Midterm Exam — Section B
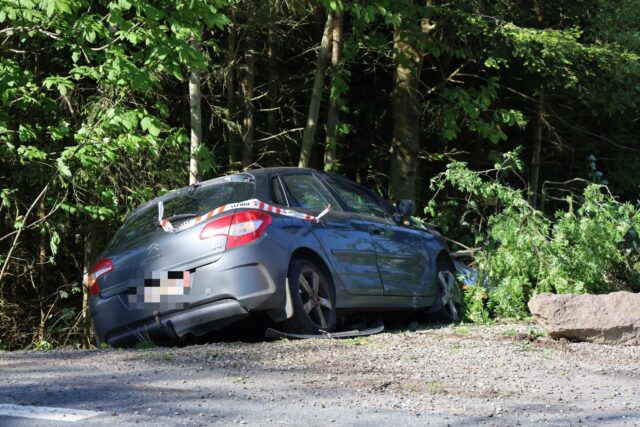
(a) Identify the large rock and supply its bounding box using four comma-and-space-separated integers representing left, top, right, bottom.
528, 291, 640, 345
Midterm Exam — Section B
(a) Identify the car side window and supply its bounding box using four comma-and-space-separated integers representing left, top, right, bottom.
271, 177, 288, 206
324, 176, 388, 218
280, 174, 340, 211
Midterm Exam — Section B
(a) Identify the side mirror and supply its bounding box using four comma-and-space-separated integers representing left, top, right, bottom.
395, 199, 415, 218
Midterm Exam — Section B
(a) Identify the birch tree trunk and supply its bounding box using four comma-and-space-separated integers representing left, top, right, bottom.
298, 11, 334, 168
189, 66, 202, 185
388, 28, 423, 202
324, 10, 343, 171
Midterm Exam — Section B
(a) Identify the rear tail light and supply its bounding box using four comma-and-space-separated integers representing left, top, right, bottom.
199, 210, 272, 249
198, 214, 234, 240
89, 258, 113, 296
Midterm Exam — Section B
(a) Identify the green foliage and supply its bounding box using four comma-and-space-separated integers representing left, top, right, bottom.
133, 340, 157, 349
34, 340, 54, 351
1, 0, 640, 349
0, 0, 230, 350
430, 151, 640, 320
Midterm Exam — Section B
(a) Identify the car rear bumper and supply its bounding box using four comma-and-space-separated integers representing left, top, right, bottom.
104, 298, 250, 347
91, 236, 289, 346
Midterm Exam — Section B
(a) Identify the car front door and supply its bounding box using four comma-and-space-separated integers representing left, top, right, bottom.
321, 175, 432, 297
275, 172, 384, 296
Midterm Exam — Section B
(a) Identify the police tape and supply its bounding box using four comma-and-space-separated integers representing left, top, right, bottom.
158, 198, 331, 233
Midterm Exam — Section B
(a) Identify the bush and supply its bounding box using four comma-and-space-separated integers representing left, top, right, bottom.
428, 151, 640, 321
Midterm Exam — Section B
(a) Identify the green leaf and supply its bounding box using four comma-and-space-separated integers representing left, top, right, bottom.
442, 128, 457, 141
49, 230, 61, 256
55, 0, 72, 15
45, 0, 55, 17
56, 157, 72, 177
127, 32, 138, 45
141, 116, 161, 137
209, 13, 230, 30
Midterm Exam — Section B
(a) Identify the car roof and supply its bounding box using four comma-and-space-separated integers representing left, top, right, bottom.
127, 167, 318, 217
242, 166, 316, 177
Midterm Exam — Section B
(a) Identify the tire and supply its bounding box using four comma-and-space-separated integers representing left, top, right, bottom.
278, 259, 337, 334
434, 258, 464, 322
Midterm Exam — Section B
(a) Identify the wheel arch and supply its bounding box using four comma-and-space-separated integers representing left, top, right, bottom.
289, 247, 334, 286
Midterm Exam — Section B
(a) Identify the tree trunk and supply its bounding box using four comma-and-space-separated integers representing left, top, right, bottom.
298, 11, 334, 168
530, 88, 545, 208
189, 65, 202, 185
267, 27, 278, 137
241, 21, 256, 168
37, 197, 47, 343
324, 10, 343, 171
388, 27, 423, 202
81, 221, 96, 348
226, 13, 239, 166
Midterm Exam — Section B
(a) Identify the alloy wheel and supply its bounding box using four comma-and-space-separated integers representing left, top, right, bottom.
438, 270, 460, 321
297, 268, 333, 329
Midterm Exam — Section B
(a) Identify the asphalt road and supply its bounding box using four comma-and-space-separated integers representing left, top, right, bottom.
1, 322, 639, 426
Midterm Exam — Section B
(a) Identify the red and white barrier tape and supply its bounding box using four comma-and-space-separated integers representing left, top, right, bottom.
158, 198, 330, 233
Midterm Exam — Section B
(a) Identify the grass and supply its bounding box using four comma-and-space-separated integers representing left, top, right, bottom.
147, 352, 174, 362
453, 326, 470, 334
427, 380, 444, 393
337, 337, 370, 346
449, 342, 463, 352
231, 376, 247, 384
133, 340, 156, 350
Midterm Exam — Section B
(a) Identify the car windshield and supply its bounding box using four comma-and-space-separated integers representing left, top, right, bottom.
108, 180, 255, 249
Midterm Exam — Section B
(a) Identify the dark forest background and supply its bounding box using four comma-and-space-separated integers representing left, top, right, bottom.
1, 0, 639, 349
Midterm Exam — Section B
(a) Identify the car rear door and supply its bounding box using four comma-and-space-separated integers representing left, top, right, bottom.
275, 172, 384, 296
321, 175, 432, 297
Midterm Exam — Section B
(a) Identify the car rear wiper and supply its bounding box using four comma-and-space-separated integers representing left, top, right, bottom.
158, 213, 198, 226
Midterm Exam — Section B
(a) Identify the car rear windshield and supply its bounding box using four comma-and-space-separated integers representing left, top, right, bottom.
108, 181, 255, 249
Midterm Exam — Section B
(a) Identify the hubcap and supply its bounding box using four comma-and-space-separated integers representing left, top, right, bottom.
297, 268, 333, 329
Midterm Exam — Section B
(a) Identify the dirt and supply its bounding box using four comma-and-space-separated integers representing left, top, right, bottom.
1, 321, 639, 426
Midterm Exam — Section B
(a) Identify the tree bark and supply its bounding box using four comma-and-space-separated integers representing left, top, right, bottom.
298, 11, 334, 168
324, 10, 343, 171
530, 88, 545, 208
37, 197, 47, 343
189, 66, 202, 185
81, 221, 96, 348
226, 13, 239, 166
267, 27, 278, 138
241, 20, 256, 168
388, 27, 423, 202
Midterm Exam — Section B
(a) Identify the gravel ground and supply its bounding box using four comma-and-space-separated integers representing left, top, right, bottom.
1, 321, 639, 426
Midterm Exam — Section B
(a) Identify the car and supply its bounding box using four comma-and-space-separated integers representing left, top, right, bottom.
90, 167, 464, 347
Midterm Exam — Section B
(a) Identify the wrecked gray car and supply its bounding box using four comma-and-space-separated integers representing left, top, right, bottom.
90, 168, 464, 347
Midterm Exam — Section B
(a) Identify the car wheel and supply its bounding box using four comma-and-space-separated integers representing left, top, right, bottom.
278, 259, 337, 334
435, 258, 464, 322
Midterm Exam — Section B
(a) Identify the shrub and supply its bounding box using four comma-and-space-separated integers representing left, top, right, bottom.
428, 151, 640, 320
